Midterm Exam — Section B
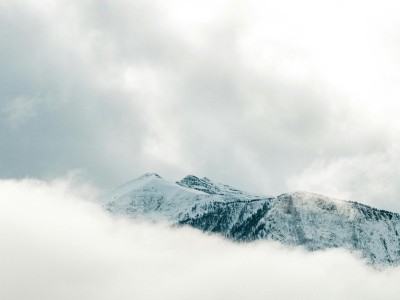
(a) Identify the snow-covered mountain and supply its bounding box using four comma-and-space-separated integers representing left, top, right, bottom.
103, 173, 400, 268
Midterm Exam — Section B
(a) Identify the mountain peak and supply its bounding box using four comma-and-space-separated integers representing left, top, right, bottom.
138, 173, 162, 179
177, 175, 222, 194
178, 175, 208, 185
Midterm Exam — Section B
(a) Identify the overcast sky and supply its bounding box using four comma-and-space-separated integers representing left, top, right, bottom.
2, 0, 400, 211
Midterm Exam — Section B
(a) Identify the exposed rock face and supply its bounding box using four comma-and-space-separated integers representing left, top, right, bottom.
103, 173, 400, 267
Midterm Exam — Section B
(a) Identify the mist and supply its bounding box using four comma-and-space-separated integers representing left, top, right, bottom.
1, 177, 399, 300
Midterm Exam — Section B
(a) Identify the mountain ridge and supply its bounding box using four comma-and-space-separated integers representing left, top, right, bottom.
103, 173, 400, 268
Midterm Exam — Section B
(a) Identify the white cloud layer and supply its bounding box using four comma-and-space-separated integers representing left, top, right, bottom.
1, 178, 400, 300
1, 0, 400, 211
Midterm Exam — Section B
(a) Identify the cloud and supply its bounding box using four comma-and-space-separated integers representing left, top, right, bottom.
287, 143, 400, 212
1, 177, 400, 300
1, 96, 38, 126
1, 0, 400, 211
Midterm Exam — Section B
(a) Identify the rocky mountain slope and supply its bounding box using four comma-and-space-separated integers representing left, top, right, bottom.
103, 173, 400, 267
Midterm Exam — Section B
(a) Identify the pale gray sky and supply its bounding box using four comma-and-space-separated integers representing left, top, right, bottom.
2, 0, 400, 211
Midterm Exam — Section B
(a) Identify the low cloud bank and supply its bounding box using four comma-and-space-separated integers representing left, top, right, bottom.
0, 178, 399, 300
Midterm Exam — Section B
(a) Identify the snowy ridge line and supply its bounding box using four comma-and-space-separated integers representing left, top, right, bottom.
103, 173, 400, 268
223, 197, 274, 204
348, 201, 400, 220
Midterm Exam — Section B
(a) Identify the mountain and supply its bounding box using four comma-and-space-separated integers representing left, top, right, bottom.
103, 173, 400, 268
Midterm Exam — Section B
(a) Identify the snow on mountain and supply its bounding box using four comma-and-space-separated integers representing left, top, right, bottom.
177, 175, 269, 199
103, 173, 400, 268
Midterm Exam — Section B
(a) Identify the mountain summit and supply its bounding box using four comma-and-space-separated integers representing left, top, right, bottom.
177, 175, 223, 194
103, 174, 400, 268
